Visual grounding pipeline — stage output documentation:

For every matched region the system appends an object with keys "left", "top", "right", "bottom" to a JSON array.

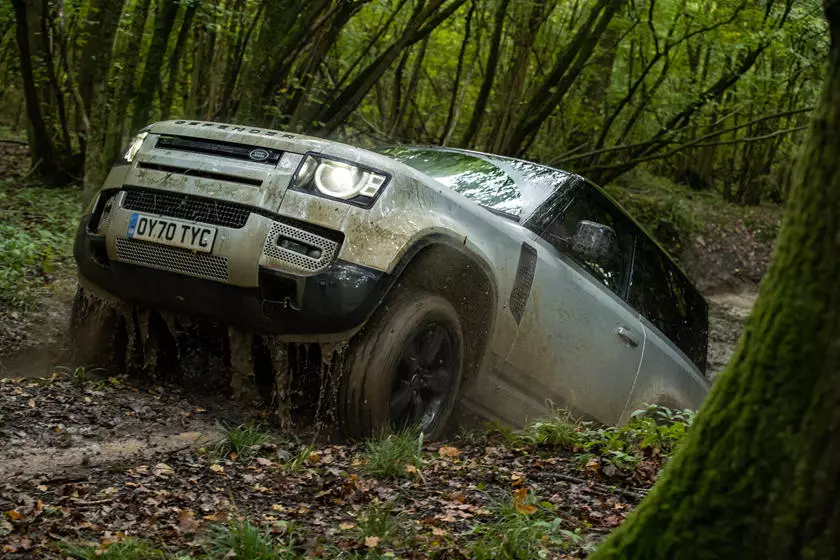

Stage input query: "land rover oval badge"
[{"left": 249, "top": 148, "right": 270, "bottom": 161}]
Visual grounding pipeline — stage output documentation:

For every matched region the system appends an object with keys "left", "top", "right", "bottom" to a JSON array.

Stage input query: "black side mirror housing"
[{"left": 572, "top": 220, "right": 617, "bottom": 265}]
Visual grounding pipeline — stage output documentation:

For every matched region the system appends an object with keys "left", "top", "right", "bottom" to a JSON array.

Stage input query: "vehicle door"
[
  {"left": 497, "top": 182, "right": 645, "bottom": 425},
  {"left": 620, "top": 236, "right": 710, "bottom": 421}
]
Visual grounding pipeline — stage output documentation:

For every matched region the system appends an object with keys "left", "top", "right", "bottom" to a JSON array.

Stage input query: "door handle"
[{"left": 616, "top": 326, "right": 639, "bottom": 347}]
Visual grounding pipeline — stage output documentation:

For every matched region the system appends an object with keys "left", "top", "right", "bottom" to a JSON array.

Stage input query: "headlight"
[
  {"left": 291, "top": 154, "right": 388, "bottom": 207},
  {"left": 120, "top": 132, "right": 148, "bottom": 163}
]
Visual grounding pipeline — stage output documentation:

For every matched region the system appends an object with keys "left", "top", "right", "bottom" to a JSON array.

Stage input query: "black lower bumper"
[{"left": 73, "top": 219, "right": 392, "bottom": 335}]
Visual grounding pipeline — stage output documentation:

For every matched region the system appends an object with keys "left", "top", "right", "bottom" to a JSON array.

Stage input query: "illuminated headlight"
[
  {"left": 291, "top": 154, "right": 388, "bottom": 207},
  {"left": 120, "top": 131, "right": 148, "bottom": 164}
]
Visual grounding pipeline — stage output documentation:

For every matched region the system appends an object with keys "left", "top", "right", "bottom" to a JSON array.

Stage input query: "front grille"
[
  {"left": 115, "top": 238, "right": 229, "bottom": 282},
  {"left": 263, "top": 221, "right": 339, "bottom": 273},
  {"left": 122, "top": 189, "right": 251, "bottom": 229},
  {"left": 156, "top": 135, "right": 282, "bottom": 165}
]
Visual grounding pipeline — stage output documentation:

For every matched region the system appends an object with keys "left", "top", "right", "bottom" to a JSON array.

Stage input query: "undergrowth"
[
  {"left": 513, "top": 404, "right": 696, "bottom": 475},
  {"left": 0, "top": 182, "right": 80, "bottom": 309},
  {"left": 61, "top": 537, "right": 167, "bottom": 559},
  {"left": 467, "top": 489, "right": 585, "bottom": 559}
]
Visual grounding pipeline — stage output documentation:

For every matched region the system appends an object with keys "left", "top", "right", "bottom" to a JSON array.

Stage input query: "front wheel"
[{"left": 338, "top": 290, "right": 464, "bottom": 440}]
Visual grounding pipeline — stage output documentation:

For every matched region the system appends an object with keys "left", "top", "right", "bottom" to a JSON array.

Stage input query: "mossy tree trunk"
[{"left": 591, "top": 3, "right": 840, "bottom": 558}]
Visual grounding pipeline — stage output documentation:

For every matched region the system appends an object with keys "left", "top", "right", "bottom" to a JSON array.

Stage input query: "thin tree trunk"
[
  {"left": 439, "top": 0, "right": 474, "bottom": 145},
  {"left": 460, "top": 0, "right": 510, "bottom": 148},
  {"left": 591, "top": 2, "right": 840, "bottom": 557},
  {"left": 160, "top": 1, "right": 198, "bottom": 120},
  {"left": 130, "top": 0, "right": 180, "bottom": 132},
  {"left": 102, "top": 0, "right": 152, "bottom": 167},
  {"left": 11, "top": 0, "right": 61, "bottom": 183}
]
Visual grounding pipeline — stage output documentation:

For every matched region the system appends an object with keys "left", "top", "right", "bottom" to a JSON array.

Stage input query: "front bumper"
[{"left": 74, "top": 216, "right": 393, "bottom": 336}]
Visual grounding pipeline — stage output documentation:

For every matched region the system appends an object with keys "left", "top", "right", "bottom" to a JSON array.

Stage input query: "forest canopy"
[{"left": 0, "top": 0, "right": 826, "bottom": 204}]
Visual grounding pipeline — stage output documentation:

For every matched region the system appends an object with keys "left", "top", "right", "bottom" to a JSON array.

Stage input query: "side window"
[
  {"left": 541, "top": 186, "right": 635, "bottom": 297},
  {"left": 631, "top": 238, "right": 708, "bottom": 370}
]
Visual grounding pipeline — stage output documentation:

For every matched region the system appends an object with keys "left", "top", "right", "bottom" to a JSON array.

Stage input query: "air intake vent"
[
  {"left": 122, "top": 189, "right": 251, "bottom": 229},
  {"left": 116, "top": 238, "right": 229, "bottom": 282},
  {"left": 156, "top": 135, "right": 283, "bottom": 165},
  {"left": 137, "top": 162, "right": 263, "bottom": 187},
  {"left": 509, "top": 243, "right": 538, "bottom": 323}
]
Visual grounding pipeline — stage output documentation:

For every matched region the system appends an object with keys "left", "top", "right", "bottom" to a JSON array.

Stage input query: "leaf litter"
[{"left": 0, "top": 374, "right": 668, "bottom": 558}]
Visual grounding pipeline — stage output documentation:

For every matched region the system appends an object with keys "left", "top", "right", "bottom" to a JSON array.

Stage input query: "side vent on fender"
[{"left": 509, "top": 243, "right": 538, "bottom": 324}]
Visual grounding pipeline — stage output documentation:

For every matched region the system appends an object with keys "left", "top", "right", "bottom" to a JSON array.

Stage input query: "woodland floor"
[
  {"left": 0, "top": 141, "right": 766, "bottom": 558},
  {"left": 0, "top": 372, "right": 663, "bottom": 559}
]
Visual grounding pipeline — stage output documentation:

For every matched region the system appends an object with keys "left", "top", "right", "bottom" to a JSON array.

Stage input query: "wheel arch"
[{"left": 386, "top": 234, "right": 500, "bottom": 385}]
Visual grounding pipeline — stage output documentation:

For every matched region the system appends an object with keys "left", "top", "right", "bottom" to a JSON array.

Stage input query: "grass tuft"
[
  {"left": 206, "top": 518, "right": 298, "bottom": 559},
  {"left": 359, "top": 428, "right": 423, "bottom": 479},
  {"left": 61, "top": 538, "right": 166, "bottom": 559},
  {"left": 352, "top": 501, "right": 402, "bottom": 544},
  {"left": 514, "top": 410, "right": 581, "bottom": 448},
  {"left": 210, "top": 423, "right": 274, "bottom": 461},
  {"left": 467, "top": 490, "right": 582, "bottom": 559}
]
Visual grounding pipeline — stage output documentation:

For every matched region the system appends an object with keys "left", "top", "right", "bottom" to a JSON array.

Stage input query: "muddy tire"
[
  {"left": 338, "top": 290, "right": 464, "bottom": 440},
  {"left": 69, "top": 285, "right": 126, "bottom": 371}
]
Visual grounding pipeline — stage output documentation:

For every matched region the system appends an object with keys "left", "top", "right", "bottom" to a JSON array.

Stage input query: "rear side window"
[{"left": 630, "top": 238, "right": 708, "bottom": 371}]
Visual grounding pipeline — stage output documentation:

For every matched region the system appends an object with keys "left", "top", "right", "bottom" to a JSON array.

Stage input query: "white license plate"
[{"left": 126, "top": 213, "right": 217, "bottom": 253}]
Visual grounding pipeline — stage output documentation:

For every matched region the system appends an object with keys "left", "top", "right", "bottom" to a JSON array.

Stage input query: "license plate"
[{"left": 127, "top": 213, "right": 217, "bottom": 253}]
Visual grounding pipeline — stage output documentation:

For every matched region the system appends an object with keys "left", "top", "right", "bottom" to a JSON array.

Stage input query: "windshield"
[{"left": 379, "top": 147, "right": 572, "bottom": 219}]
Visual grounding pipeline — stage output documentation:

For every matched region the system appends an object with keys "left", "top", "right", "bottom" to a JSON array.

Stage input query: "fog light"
[{"left": 278, "top": 236, "right": 321, "bottom": 260}]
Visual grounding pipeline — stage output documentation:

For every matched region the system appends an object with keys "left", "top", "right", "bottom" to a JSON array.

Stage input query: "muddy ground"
[{"left": 0, "top": 283, "right": 756, "bottom": 558}]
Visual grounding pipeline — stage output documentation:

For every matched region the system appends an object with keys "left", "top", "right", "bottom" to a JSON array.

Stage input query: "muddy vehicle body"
[{"left": 73, "top": 120, "right": 709, "bottom": 438}]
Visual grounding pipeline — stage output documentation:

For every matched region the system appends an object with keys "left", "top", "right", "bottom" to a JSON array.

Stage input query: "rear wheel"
[{"left": 339, "top": 290, "right": 464, "bottom": 440}]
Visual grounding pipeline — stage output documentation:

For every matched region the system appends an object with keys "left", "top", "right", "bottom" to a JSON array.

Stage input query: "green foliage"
[
  {"left": 574, "top": 405, "right": 696, "bottom": 473},
  {"left": 607, "top": 172, "right": 697, "bottom": 255},
  {"left": 511, "top": 405, "right": 695, "bottom": 475},
  {"left": 0, "top": 184, "right": 80, "bottom": 309},
  {"left": 210, "top": 423, "right": 274, "bottom": 461},
  {"left": 61, "top": 538, "right": 167, "bottom": 560},
  {"left": 359, "top": 428, "right": 423, "bottom": 479},
  {"left": 513, "top": 409, "right": 580, "bottom": 447},
  {"left": 466, "top": 490, "right": 583, "bottom": 559},
  {"left": 206, "top": 518, "right": 299, "bottom": 559}
]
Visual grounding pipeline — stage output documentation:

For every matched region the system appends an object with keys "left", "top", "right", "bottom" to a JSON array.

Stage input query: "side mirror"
[{"left": 572, "top": 220, "right": 617, "bottom": 265}]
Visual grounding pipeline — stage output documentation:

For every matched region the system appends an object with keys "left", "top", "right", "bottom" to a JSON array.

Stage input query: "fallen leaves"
[
  {"left": 364, "top": 536, "right": 381, "bottom": 548},
  {"left": 513, "top": 488, "right": 537, "bottom": 515},
  {"left": 152, "top": 463, "right": 174, "bottom": 477},
  {"left": 0, "top": 373, "right": 660, "bottom": 560},
  {"left": 176, "top": 510, "right": 200, "bottom": 534},
  {"left": 438, "top": 446, "right": 460, "bottom": 458}
]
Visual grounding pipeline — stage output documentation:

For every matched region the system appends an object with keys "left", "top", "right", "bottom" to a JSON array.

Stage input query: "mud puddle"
[{"left": 0, "top": 373, "right": 253, "bottom": 481}]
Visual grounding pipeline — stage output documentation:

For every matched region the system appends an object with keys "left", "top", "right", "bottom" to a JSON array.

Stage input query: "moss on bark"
[{"left": 590, "top": 4, "right": 840, "bottom": 558}]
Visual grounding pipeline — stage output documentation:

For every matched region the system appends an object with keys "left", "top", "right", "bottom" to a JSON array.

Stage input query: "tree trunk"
[
  {"left": 11, "top": 0, "right": 62, "bottom": 183},
  {"left": 96, "top": 0, "right": 152, "bottom": 188},
  {"left": 160, "top": 1, "right": 198, "bottom": 121},
  {"left": 591, "top": 2, "right": 840, "bottom": 557},
  {"left": 460, "top": 0, "right": 510, "bottom": 149},
  {"left": 130, "top": 0, "right": 180, "bottom": 132},
  {"left": 77, "top": 0, "right": 123, "bottom": 118},
  {"left": 439, "top": 0, "right": 474, "bottom": 146}
]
